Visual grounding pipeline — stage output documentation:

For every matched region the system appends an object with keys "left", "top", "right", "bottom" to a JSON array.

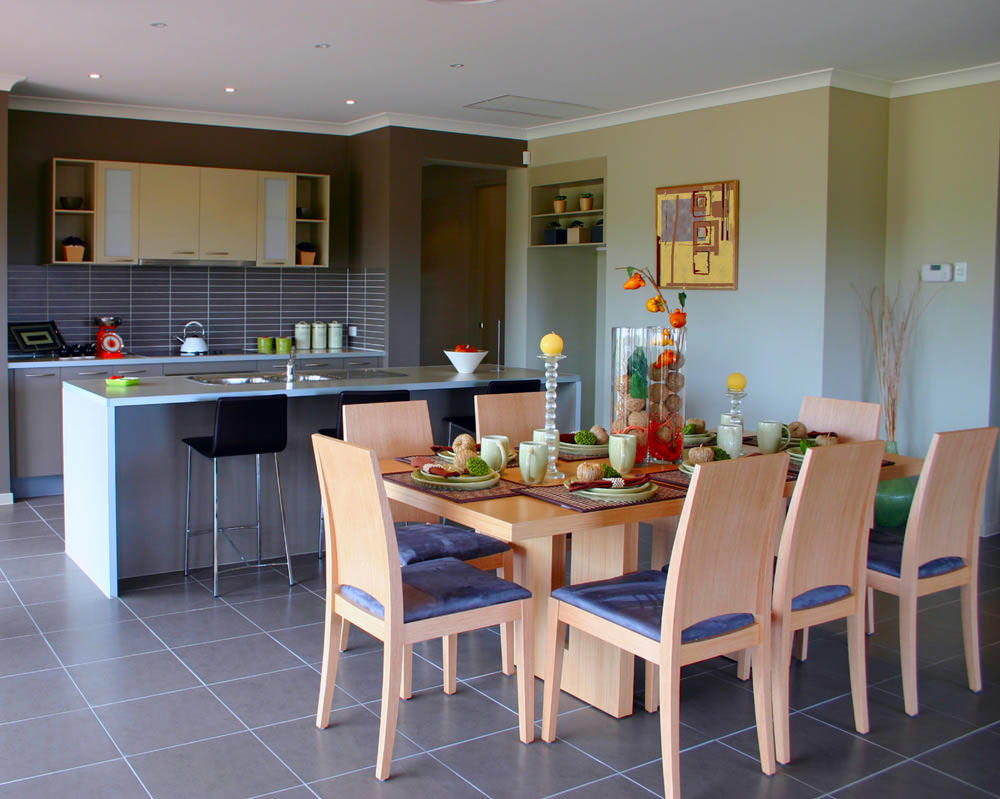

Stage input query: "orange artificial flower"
[
  {"left": 646, "top": 296, "right": 666, "bottom": 313},
  {"left": 669, "top": 308, "right": 687, "bottom": 328}
]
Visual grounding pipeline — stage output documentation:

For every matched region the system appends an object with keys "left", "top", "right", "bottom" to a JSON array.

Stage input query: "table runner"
[
  {"left": 383, "top": 471, "right": 522, "bottom": 503},
  {"left": 515, "top": 482, "right": 687, "bottom": 513}
]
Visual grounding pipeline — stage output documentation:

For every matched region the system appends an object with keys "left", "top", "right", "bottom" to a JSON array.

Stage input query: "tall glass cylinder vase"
[
  {"left": 610, "top": 327, "right": 655, "bottom": 464},
  {"left": 647, "top": 324, "right": 686, "bottom": 463}
]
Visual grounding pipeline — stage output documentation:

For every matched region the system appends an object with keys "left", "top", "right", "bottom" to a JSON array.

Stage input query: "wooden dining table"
[{"left": 380, "top": 453, "right": 923, "bottom": 718}]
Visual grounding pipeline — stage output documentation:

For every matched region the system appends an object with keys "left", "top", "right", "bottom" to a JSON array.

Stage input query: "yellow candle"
[
  {"left": 540, "top": 331, "right": 564, "bottom": 355},
  {"left": 726, "top": 372, "right": 747, "bottom": 392}
]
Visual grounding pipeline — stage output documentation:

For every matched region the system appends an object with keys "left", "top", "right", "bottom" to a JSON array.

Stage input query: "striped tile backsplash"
[{"left": 7, "top": 264, "right": 386, "bottom": 355}]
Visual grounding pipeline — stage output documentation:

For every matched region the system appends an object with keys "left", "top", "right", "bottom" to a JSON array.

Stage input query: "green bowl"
[{"left": 874, "top": 475, "right": 918, "bottom": 529}]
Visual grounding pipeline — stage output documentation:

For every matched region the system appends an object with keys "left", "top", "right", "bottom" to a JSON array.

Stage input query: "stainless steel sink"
[{"left": 187, "top": 372, "right": 345, "bottom": 386}]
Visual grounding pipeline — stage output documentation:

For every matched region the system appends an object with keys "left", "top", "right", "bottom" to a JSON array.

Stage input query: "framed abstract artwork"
[{"left": 655, "top": 180, "right": 739, "bottom": 290}]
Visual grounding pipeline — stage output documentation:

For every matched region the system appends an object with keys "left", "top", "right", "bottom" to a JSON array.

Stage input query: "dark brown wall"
[
  {"left": 0, "top": 94, "right": 10, "bottom": 494},
  {"left": 7, "top": 111, "right": 350, "bottom": 268}
]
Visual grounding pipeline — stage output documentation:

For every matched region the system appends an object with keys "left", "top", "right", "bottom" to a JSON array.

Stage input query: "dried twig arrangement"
[{"left": 859, "top": 282, "right": 933, "bottom": 442}]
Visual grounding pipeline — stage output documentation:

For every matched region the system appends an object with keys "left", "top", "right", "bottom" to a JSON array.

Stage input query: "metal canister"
[
  {"left": 328, "top": 321, "right": 343, "bottom": 350},
  {"left": 311, "top": 321, "right": 327, "bottom": 351},
  {"left": 294, "top": 321, "right": 311, "bottom": 351}
]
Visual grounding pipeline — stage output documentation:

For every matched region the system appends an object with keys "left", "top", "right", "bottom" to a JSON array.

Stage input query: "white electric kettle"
[{"left": 176, "top": 321, "right": 209, "bottom": 355}]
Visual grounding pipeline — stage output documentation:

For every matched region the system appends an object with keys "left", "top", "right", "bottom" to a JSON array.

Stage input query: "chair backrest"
[
  {"left": 333, "top": 390, "right": 411, "bottom": 438},
  {"left": 488, "top": 379, "right": 543, "bottom": 395},
  {"left": 210, "top": 394, "right": 288, "bottom": 457},
  {"left": 903, "top": 427, "right": 999, "bottom": 572},
  {"left": 474, "top": 391, "right": 546, "bottom": 445},
  {"left": 774, "top": 440, "right": 885, "bottom": 612},
  {"left": 662, "top": 453, "right": 789, "bottom": 644},
  {"left": 312, "top": 434, "right": 402, "bottom": 621},
  {"left": 342, "top": 399, "right": 434, "bottom": 458},
  {"left": 798, "top": 396, "right": 881, "bottom": 442}
]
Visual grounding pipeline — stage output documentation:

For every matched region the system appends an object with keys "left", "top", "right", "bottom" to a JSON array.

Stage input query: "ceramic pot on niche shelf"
[
  {"left": 579, "top": 195, "right": 593, "bottom": 211},
  {"left": 553, "top": 197, "right": 567, "bottom": 213}
]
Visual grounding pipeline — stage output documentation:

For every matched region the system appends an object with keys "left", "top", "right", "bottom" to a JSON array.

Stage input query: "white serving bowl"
[{"left": 444, "top": 349, "right": 488, "bottom": 373}]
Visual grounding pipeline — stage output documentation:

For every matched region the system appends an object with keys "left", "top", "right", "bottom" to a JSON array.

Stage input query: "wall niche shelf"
[{"left": 529, "top": 175, "right": 605, "bottom": 248}]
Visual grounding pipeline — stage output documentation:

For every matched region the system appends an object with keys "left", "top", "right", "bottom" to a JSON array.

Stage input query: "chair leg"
[
  {"left": 376, "top": 635, "right": 404, "bottom": 781},
  {"left": 751, "top": 636, "right": 776, "bottom": 776},
  {"left": 793, "top": 627, "right": 809, "bottom": 661},
  {"left": 736, "top": 649, "right": 752, "bottom": 681},
  {"left": 899, "top": 591, "right": 919, "bottom": 716},
  {"left": 255, "top": 454, "right": 262, "bottom": 565},
  {"left": 400, "top": 644, "right": 413, "bottom": 700},
  {"left": 866, "top": 586, "right": 876, "bottom": 634},
  {"left": 184, "top": 447, "right": 193, "bottom": 576},
  {"left": 212, "top": 458, "right": 220, "bottom": 598},
  {"left": 846, "top": 608, "right": 870, "bottom": 734},
  {"left": 500, "top": 551, "right": 515, "bottom": 675},
  {"left": 659, "top": 656, "right": 682, "bottom": 799},
  {"left": 516, "top": 597, "right": 534, "bottom": 744},
  {"left": 273, "top": 454, "right": 295, "bottom": 586},
  {"left": 443, "top": 634, "right": 458, "bottom": 695},
  {"left": 960, "top": 581, "right": 982, "bottom": 693},
  {"left": 315, "top": 611, "right": 343, "bottom": 729},
  {"left": 644, "top": 661, "right": 659, "bottom": 712},
  {"left": 338, "top": 621, "right": 351, "bottom": 652},
  {"left": 772, "top": 618, "right": 794, "bottom": 765},
  {"left": 541, "top": 599, "right": 566, "bottom": 742}
]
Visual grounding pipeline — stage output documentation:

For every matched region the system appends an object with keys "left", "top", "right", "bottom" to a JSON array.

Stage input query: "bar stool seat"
[{"left": 183, "top": 394, "right": 295, "bottom": 597}]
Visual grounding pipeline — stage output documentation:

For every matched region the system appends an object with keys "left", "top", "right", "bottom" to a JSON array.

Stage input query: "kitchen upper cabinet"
[
  {"left": 138, "top": 163, "right": 200, "bottom": 261},
  {"left": 257, "top": 173, "right": 295, "bottom": 266},
  {"left": 95, "top": 162, "right": 139, "bottom": 264},
  {"left": 199, "top": 168, "right": 258, "bottom": 262}
]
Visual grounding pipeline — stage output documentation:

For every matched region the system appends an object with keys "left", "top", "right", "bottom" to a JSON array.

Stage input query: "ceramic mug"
[
  {"left": 608, "top": 433, "right": 638, "bottom": 475},
  {"left": 257, "top": 336, "right": 275, "bottom": 354},
  {"left": 518, "top": 441, "right": 548, "bottom": 484},
  {"left": 757, "top": 420, "right": 791, "bottom": 454},
  {"left": 717, "top": 422, "right": 744, "bottom": 459},
  {"left": 480, "top": 435, "right": 510, "bottom": 472},
  {"left": 533, "top": 427, "right": 559, "bottom": 459},
  {"left": 275, "top": 336, "right": 292, "bottom": 354}
]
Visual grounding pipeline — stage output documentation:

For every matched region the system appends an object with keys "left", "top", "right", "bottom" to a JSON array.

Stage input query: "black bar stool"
[
  {"left": 316, "top": 389, "right": 411, "bottom": 557},
  {"left": 442, "top": 379, "right": 543, "bottom": 441},
  {"left": 183, "top": 394, "right": 295, "bottom": 597}
]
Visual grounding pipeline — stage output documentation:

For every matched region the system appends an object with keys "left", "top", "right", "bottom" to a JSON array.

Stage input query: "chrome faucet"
[{"left": 285, "top": 345, "right": 296, "bottom": 386}]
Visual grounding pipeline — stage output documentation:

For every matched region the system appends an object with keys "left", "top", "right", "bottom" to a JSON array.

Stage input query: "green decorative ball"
[{"left": 874, "top": 476, "right": 918, "bottom": 529}]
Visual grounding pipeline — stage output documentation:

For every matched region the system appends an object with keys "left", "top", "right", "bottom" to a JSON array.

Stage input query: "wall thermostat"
[{"left": 921, "top": 263, "right": 953, "bottom": 282}]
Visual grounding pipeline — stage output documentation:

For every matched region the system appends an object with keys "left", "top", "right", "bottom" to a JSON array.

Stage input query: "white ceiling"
[{"left": 3, "top": 0, "right": 1000, "bottom": 139}]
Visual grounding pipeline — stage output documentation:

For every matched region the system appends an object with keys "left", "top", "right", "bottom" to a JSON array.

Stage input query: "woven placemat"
[
  {"left": 650, "top": 466, "right": 802, "bottom": 484},
  {"left": 383, "top": 471, "right": 522, "bottom": 503},
  {"left": 557, "top": 450, "right": 606, "bottom": 462},
  {"left": 395, "top": 454, "right": 438, "bottom": 466},
  {"left": 515, "top": 481, "right": 687, "bottom": 513}
]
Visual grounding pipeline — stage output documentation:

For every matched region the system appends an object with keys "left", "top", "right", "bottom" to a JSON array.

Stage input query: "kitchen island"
[{"left": 62, "top": 366, "right": 581, "bottom": 597}]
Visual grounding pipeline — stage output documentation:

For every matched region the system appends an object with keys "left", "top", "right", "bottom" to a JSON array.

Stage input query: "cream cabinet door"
[
  {"left": 138, "top": 164, "right": 200, "bottom": 260},
  {"left": 257, "top": 173, "right": 295, "bottom": 266},
  {"left": 95, "top": 162, "right": 139, "bottom": 264},
  {"left": 199, "top": 168, "right": 258, "bottom": 261}
]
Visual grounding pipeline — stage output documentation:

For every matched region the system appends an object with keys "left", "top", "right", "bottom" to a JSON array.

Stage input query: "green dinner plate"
[
  {"left": 568, "top": 481, "right": 653, "bottom": 496},
  {"left": 438, "top": 449, "right": 515, "bottom": 465},
  {"left": 576, "top": 483, "right": 658, "bottom": 503},
  {"left": 411, "top": 469, "right": 500, "bottom": 491},
  {"left": 679, "top": 462, "right": 696, "bottom": 475},
  {"left": 558, "top": 441, "right": 610, "bottom": 456},
  {"left": 683, "top": 432, "right": 716, "bottom": 447}
]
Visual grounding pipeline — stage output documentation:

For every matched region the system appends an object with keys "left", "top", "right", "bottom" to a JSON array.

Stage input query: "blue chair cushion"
[
  {"left": 791, "top": 584, "right": 851, "bottom": 611},
  {"left": 551, "top": 570, "right": 755, "bottom": 644},
  {"left": 867, "top": 527, "right": 965, "bottom": 579},
  {"left": 340, "top": 557, "right": 530, "bottom": 624},
  {"left": 393, "top": 523, "right": 509, "bottom": 566}
]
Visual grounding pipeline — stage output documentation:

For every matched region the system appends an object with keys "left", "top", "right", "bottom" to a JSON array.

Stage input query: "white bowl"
[{"left": 444, "top": 349, "right": 488, "bottom": 373}]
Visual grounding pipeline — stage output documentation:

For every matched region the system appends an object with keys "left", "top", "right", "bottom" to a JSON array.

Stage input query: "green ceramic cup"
[
  {"left": 257, "top": 336, "right": 275, "bottom": 354},
  {"left": 275, "top": 337, "right": 292, "bottom": 354}
]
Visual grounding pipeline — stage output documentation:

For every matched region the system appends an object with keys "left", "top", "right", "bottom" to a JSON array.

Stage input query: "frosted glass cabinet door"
[
  {"left": 95, "top": 162, "right": 139, "bottom": 263},
  {"left": 257, "top": 174, "right": 294, "bottom": 266}
]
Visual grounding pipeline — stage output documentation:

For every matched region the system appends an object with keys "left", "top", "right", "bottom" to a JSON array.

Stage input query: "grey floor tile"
[
  {"left": 830, "top": 759, "right": 994, "bottom": 798},
  {"left": 336, "top": 622, "right": 382, "bottom": 655},
  {"left": 175, "top": 632, "right": 302, "bottom": 684},
  {"left": 10, "top": 569, "right": 109, "bottom": 604},
  {"left": 0, "top": 583, "right": 18, "bottom": 609},
  {"left": 45, "top": 619, "right": 165, "bottom": 665},
  {"left": 310, "top": 753, "right": 486, "bottom": 798},
  {"left": 269, "top": 622, "right": 328, "bottom": 664},
  {"left": 210, "top": 665, "right": 353, "bottom": 728},
  {"left": 0, "top": 758, "right": 148, "bottom": 799},
  {"left": 230, "top": 590, "right": 325, "bottom": 631},
  {"left": 0, "top": 520, "right": 58, "bottom": 541},
  {"left": 31, "top": 504, "right": 63, "bottom": 521},
  {"left": 413, "top": 626, "right": 505, "bottom": 680},
  {"left": 142, "top": 604, "right": 260, "bottom": 647},
  {"left": 0, "top": 536, "right": 64, "bottom": 560},
  {"left": 45, "top": 518, "right": 65, "bottom": 536},
  {"left": 69, "top": 649, "right": 201, "bottom": 705},
  {"left": 332, "top": 648, "right": 444, "bottom": 703},
  {"left": 434, "top": 730, "right": 613, "bottom": 799},
  {"left": 916, "top": 728, "right": 1000, "bottom": 794},
  {"left": 129, "top": 731, "right": 299, "bottom": 799},
  {"left": 674, "top": 672, "right": 760, "bottom": 739},
  {"left": 0, "top": 633, "right": 59, "bottom": 677},
  {"left": 0, "top": 709, "right": 119, "bottom": 783},
  {"left": 26, "top": 496, "right": 62, "bottom": 508},
  {"left": 0, "top": 605, "right": 37, "bottom": 639},
  {"left": 544, "top": 774, "right": 661, "bottom": 799},
  {"left": 723, "top": 712, "right": 903, "bottom": 794},
  {"left": 255, "top": 787, "right": 317, "bottom": 799},
  {"left": 0, "top": 667, "right": 87, "bottom": 723},
  {"left": 876, "top": 668, "right": 1000, "bottom": 727},
  {"left": 194, "top": 568, "right": 300, "bottom": 602},
  {"left": 0, "top": 553, "right": 72, "bottom": 580},
  {"left": 465, "top": 672, "right": 587, "bottom": 721},
  {"left": 26, "top": 596, "right": 137, "bottom": 632},
  {"left": 625, "top": 741, "right": 821, "bottom": 798},
  {"left": 119, "top": 581, "right": 218, "bottom": 617},
  {"left": 0, "top": 504, "right": 43, "bottom": 524},
  {"left": 95, "top": 686, "right": 244, "bottom": 755},
  {"left": 254, "top": 709, "right": 422, "bottom": 783}
]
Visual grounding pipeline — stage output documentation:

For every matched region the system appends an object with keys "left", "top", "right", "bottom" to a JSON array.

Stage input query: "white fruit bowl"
[{"left": 444, "top": 349, "right": 488, "bottom": 373}]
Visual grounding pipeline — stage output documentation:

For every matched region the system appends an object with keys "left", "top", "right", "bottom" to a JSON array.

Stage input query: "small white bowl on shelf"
[{"left": 444, "top": 349, "right": 488, "bottom": 373}]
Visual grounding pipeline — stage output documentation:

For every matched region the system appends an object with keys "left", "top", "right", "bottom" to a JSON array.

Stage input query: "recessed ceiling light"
[
  {"left": 89, "top": 73, "right": 101, "bottom": 79},
  {"left": 314, "top": 42, "right": 331, "bottom": 49},
  {"left": 344, "top": 99, "right": 356, "bottom": 105},
  {"left": 224, "top": 87, "right": 237, "bottom": 94},
  {"left": 449, "top": 63, "right": 465, "bottom": 69},
  {"left": 150, "top": 22, "right": 167, "bottom": 28}
]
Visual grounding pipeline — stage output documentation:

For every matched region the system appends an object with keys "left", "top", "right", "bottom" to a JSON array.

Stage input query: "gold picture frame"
[{"left": 656, "top": 180, "right": 738, "bottom": 290}]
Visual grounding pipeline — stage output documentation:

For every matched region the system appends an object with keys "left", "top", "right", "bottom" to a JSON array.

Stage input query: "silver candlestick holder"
[{"left": 537, "top": 353, "right": 565, "bottom": 481}]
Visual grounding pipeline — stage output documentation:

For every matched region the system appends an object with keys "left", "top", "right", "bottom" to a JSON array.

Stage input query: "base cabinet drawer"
[{"left": 11, "top": 369, "right": 63, "bottom": 478}]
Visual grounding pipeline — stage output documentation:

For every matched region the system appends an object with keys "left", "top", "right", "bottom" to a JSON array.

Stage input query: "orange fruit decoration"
[
  {"left": 539, "top": 331, "right": 564, "bottom": 355},
  {"left": 623, "top": 273, "right": 646, "bottom": 290},
  {"left": 646, "top": 296, "right": 666, "bottom": 313},
  {"left": 669, "top": 308, "right": 687, "bottom": 328}
]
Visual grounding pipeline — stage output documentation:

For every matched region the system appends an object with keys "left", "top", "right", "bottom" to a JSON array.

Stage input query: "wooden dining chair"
[
  {"left": 866, "top": 426, "right": 998, "bottom": 716},
  {"left": 771, "top": 439, "right": 884, "bottom": 763},
  {"left": 313, "top": 434, "right": 534, "bottom": 780},
  {"left": 541, "top": 453, "right": 789, "bottom": 799},
  {"left": 338, "top": 400, "right": 516, "bottom": 689},
  {"left": 474, "top": 390, "right": 546, "bottom": 445}
]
